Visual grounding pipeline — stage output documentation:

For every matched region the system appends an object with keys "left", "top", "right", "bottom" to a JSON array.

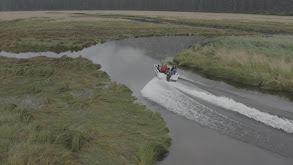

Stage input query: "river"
[{"left": 1, "top": 36, "right": 293, "bottom": 165}]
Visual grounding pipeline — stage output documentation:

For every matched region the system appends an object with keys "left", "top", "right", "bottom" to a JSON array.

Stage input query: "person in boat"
[
  {"left": 166, "top": 68, "right": 172, "bottom": 81},
  {"left": 171, "top": 66, "right": 177, "bottom": 75},
  {"left": 161, "top": 64, "right": 168, "bottom": 73},
  {"left": 157, "top": 64, "right": 161, "bottom": 71},
  {"left": 171, "top": 65, "right": 175, "bottom": 71}
]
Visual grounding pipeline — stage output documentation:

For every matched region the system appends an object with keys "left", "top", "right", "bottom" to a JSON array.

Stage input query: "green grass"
[
  {"left": 1, "top": 12, "right": 292, "bottom": 54},
  {"left": 174, "top": 35, "right": 293, "bottom": 93},
  {"left": 0, "top": 56, "right": 170, "bottom": 165},
  {"left": 157, "top": 18, "right": 293, "bottom": 34},
  {"left": 90, "top": 13, "right": 293, "bottom": 34},
  {"left": 0, "top": 15, "right": 254, "bottom": 53}
]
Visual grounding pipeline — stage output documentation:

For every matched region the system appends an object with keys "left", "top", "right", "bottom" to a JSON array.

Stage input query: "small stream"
[{"left": 1, "top": 36, "right": 293, "bottom": 165}]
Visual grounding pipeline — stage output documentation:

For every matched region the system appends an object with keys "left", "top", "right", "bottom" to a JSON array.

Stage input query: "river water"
[{"left": 1, "top": 36, "right": 293, "bottom": 165}]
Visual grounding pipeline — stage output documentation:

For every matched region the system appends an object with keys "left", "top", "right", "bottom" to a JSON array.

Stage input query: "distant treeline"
[{"left": 1, "top": 0, "right": 292, "bottom": 15}]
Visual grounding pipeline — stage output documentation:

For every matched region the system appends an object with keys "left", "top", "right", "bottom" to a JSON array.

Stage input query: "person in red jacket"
[{"left": 161, "top": 64, "right": 168, "bottom": 73}]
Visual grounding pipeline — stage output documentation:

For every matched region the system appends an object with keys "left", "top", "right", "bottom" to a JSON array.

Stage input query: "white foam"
[
  {"left": 141, "top": 78, "right": 239, "bottom": 132},
  {"left": 142, "top": 78, "right": 205, "bottom": 123},
  {"left": 179, "top": 76, "right": 209, "bottom": 87},
  {"left": 141, "top": 78, "right": 293, "bottom": 134}
]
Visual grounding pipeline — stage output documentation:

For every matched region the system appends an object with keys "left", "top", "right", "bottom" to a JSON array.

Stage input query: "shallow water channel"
[{"left": 1, "top": 36, "right": 293, "bottom": 165}]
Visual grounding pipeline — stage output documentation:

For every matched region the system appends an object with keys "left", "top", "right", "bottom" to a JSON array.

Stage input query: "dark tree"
[{"left": 0, "top": 0, "right": 292, "bottom": 15}]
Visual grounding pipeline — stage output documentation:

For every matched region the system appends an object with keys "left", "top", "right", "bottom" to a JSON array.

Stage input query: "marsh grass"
[
  {"left": 138, "top": 141, "right": 169, "bottom": 165},
  {"left": 0, "top": 15, "right": 253, "bottom": 53},
  {"left": 174, "top": 35, "right": 293, "bottom": 92},
  {"left": 0, "top": 102, "right": 70, "bottom": 165},
  {"left": 0, "top": 56, "right": 170, "bottom": 164},
  {"left": 27, "top": 82, "right": 42, "bottom": 94},
  {"left": 1, "top": 11, "right": 292, "bottom": 53},
  {"left": 159, "top": 18, "right": 293, "bottom": 34},
  {"left": 77, "top": 13, "right": 293, "bottom": 34},
  {"left": 54, "top": 130, "right": 86, "bottom": 152},
  {"left": 0, "top": 64, "right": 55, "bottom": 77}
]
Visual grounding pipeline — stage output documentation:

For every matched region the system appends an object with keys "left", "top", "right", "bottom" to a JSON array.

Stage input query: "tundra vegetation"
[
  {"left": 1, "top": 11, "right": 292, "bottom": 93},
  {"left": 174, "top": 35, "right": 293, "bottom": 93},
  {"left": 0, "top": 56, "right": 170, "bottom": 165},
  {"left": 0, "top": 10, "right": 293, "bottom": 164},
  {"left": 0, "top": 11, "right": 257, "bottom": 53},
  {"left": 1, "top": 11, "right": 293, "bottom": 53}
]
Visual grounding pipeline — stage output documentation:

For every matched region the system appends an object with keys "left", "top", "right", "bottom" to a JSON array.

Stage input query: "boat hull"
[{"left": 154, "top": 64, "right": 179, "bottom": 81}]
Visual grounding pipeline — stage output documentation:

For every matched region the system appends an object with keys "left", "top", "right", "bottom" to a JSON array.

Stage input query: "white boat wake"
[{"left": 141, "top": 77, "right": 293, "bottom": 134}]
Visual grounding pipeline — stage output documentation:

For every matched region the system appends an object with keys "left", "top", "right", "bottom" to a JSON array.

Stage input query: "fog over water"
[{"left": 1, "top": 36, "right": 293, "bottom": 165}]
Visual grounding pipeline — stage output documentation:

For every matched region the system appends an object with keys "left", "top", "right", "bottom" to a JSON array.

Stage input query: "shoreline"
[
  {"left": 0, "top": 56, "right": 170, "bottom": 164},
  {"left": 173, "top": 35, "right": 293, "bottom": 95}
]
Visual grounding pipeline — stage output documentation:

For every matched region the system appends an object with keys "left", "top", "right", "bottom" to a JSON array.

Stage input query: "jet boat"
[{"left": 154, "top": 64, "right": 179, "bottom": 81}]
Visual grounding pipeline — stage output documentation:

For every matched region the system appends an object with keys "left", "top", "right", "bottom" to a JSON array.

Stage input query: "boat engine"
[{"left": 166, "top": 71, "right": 172, "bottom": 81}]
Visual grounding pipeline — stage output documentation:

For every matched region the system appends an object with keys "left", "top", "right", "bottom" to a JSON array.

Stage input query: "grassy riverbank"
[
  {"left": 0, "top": 14, "right": 254, "bottom": 53},
  {"left": 0, "top": 11, "right": 292, "bottom": 93},
  {"left": 173, "top": 35, "right": 293, "bottom": 93},
  {"left": 1, "top": 11, "right": 292, "bottom": 53},
  {"left": 3, "top": 10, "right": 291, "bottom": 53},
  {"left": 89, "top": 13, "right": 293, "bottom": 34},
  {"left": 0, "top": 56, "right": 170, "bottom": 165},
  {"left": 0, "top": 11, "right": 292, "bottom": 53}
]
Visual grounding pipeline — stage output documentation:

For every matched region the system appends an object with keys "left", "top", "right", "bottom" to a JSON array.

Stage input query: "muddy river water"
[{"left": 1, "top": 36, "right": 293, "bottom": 165}]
